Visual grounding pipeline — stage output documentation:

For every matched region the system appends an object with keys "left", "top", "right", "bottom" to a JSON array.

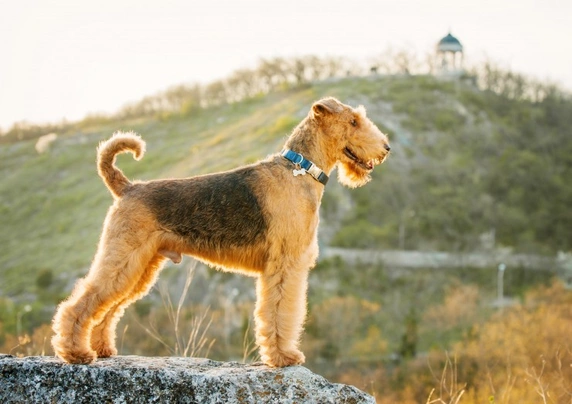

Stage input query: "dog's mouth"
[{"left": 343, "top": 147, "right": 376, "bottom": 171}]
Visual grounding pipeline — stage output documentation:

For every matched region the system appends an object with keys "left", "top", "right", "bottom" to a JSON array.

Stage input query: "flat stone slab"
[{"left": 0, "top": 354, "right": 375, "bottom": 403}]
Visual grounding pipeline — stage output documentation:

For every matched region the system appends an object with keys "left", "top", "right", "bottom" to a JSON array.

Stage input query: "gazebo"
[{"left": 436, "top": 32, "right": 464, "bottom": 74}]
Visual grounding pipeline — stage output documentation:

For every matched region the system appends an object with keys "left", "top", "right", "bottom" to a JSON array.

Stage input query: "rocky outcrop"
[{"left": 0, "top": 354, "right": 375, "bottom": 403}]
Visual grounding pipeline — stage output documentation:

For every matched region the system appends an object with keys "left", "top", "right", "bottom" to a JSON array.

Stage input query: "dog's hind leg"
[
  {"left": 90, "top": 253, "right": 167, "bottom": 358},
  {"left": 51, "top": 232, "right": 160, "bottom": 364},
  {"left": 254, "top": 257, "right": 310, "bottom": 367}
]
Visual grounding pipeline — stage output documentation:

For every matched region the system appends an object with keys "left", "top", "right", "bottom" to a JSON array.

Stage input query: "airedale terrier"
[{"left": 51, "top": 97, "right": 390, "bottom": 367}]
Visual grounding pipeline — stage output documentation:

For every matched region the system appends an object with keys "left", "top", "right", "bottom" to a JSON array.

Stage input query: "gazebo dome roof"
[{"left": 437, "top": 33, "right": 463, "bottom": 52}]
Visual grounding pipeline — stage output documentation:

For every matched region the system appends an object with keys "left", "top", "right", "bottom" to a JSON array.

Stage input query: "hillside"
[
  {"left": 2, "top": 73, "right": 572, "bottom": 402},
  {"left": 0, "top": 89, "right": 308, "bottom": 297},
  {"left": 1, "top": 74, "right": 571, "bottom": 299}
]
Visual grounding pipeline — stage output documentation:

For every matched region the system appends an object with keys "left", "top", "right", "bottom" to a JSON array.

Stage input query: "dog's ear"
[{"left": 311, "top": 97, "right": 343, "bottom": 118}]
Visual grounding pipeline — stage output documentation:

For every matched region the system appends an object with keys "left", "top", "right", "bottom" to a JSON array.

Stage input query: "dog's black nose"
[{"left": 384, "top": 144, "right": 391, "bottom": 152}]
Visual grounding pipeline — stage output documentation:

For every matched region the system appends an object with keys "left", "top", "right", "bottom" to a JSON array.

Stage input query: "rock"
[
  {"left": 0, "top": 354, "right": 375, "bottom": 403},
  {"left": 34, "top": 133, "right": 58, "bottom": 154}
]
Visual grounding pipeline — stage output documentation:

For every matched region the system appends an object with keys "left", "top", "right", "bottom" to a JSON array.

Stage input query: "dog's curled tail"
[{"left": 97, "top": 131, "right": 146, "bottom": 199}]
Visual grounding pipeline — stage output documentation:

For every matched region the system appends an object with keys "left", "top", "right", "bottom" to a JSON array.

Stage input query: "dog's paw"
[
  {"left": 57, "top": 348, "right": 97, "bottom": 364},
  {"left": 91, "top": 337, "right": 117, "bottom": 358},
  {"left": 263, "top": 349, "right": 306, "bottom": 367},
  {"left": 94, "top": 345, "right": 117, "bottom": 358},
  {"left": 52, "top": 335, "right": 98, "bottom": 364}
]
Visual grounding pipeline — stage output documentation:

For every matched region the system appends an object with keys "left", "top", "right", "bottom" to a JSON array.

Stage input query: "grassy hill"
[
  {"left": 1, "top": 74, "right": 571, "bottom": 299},
  {"left": 2, "top": 72, "right": 572, "bottom": 402}
]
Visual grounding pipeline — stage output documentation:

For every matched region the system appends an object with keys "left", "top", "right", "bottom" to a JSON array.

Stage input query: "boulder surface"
[{"left": 0, "top": 354, "right": 375, "bottom": 403}]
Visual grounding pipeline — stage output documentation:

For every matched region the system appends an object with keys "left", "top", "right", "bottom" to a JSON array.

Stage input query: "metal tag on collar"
[
  {"left": 291, "top": 153, "right": 306, "bottom": 176},
  {"left": 293, "top": 167, "right": 307, "bottom": 176}
]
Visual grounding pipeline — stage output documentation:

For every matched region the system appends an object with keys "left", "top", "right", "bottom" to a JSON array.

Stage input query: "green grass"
[{"left": 0, "top": 86, "right": 320, "bottom": 296}]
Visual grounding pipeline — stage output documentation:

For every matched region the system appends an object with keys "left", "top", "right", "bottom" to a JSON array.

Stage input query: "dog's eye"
[{"left": 350, "top": 119, "right": 358, "bottom": 127}]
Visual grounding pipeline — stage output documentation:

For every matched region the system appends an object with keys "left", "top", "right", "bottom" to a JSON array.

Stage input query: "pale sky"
[{"left": 1, "top": 0, "right": 571, "bottom": 129}]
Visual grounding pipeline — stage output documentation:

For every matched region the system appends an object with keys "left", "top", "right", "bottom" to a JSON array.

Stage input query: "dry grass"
[
  {"left": 138, "top": 261, "right": 215, "bottom": 358},
  {"left": 427, "top": 353, "right": 466, "bottom": 404}
]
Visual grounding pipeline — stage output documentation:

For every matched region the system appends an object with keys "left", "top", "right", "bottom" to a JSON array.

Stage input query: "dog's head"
[{"left": 310, "top": 97, "right": 390, "bottom": 188}]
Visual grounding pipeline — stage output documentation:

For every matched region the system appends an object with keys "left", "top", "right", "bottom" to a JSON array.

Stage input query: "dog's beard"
[{"left": 336, "top": 161, "right": 372, "bottom": 188}]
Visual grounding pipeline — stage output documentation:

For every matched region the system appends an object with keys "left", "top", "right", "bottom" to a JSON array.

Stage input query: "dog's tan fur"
[{"left": 51, "top": 97, "right": 390, "bottom": 367}]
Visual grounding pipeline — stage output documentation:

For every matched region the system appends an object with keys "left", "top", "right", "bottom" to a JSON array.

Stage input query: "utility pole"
[{"left": 497, "top": 263, "right": 506, "bottom": 306}]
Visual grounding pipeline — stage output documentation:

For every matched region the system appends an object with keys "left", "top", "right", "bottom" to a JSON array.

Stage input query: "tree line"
[{"left": 1, "top": 51, "right": 568, "bottom": 143}]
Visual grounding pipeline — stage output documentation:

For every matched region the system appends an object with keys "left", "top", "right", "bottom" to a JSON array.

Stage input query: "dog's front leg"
[{"left": 254, "top": 265, "right": 309, "bottom": 367}]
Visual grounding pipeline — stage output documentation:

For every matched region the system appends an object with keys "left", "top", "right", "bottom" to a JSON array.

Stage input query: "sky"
[{"left": 1, "top": 0, "right": 571, "bottom": 130}]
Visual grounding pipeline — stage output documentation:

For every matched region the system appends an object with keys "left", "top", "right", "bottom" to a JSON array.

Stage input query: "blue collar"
[{"left": 281, "top": 149, "right": 329, "bottom": 185}]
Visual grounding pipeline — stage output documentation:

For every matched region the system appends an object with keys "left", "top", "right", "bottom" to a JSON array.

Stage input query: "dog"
[{"left": 51, "top": 97, "right": 390, "bottom": 367}]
